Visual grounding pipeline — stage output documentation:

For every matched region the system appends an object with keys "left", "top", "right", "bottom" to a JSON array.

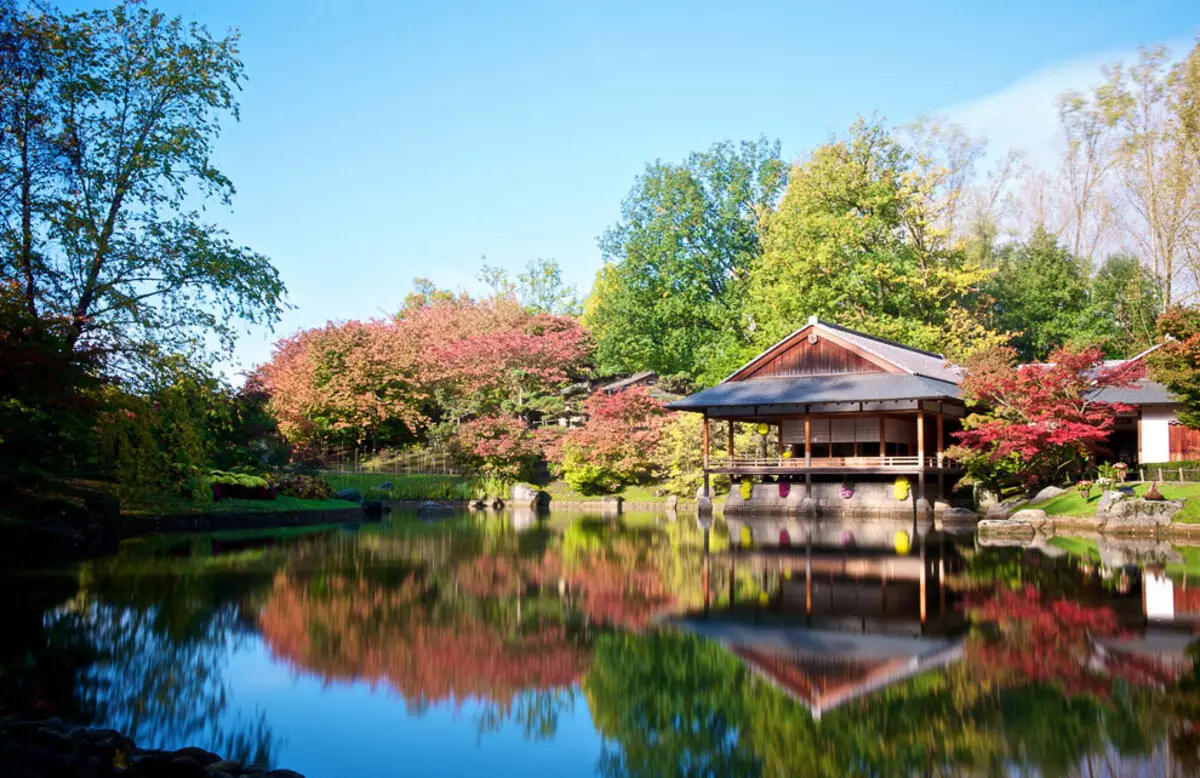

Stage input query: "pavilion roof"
[{"left": 666, "top": 373, "right": 960, "bottom": 411}]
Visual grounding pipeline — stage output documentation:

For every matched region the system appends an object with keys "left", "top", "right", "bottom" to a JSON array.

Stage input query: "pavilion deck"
[{"left": 706, "top": 455, "right": 962, "bottom": 476}]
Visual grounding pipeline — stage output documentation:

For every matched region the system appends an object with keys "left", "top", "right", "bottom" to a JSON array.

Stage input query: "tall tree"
[
  {"left": 585, "top": 138, "right": 786, "bottom": 381},
  {"left": 1094, "top": 42, "right": 1200, "bottom": 304},
  {"left": 1089, "top": 253, "right": 1162, "bottom": 357},
  {"left": 0, "top": 1, "right": 285, "bottom": 372},
  {"left": 981, "top": 227, "right": 1094, "bottom": 361},
  {"left": 747, "top": 117, "right": 1000, "bottom": 359}
]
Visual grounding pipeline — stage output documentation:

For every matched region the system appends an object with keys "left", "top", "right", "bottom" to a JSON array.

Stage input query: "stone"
[
  {"left": 1096, "top": 490, "right": 1130, "bottom": 516},
  {"left": 941, "top": 507, "right": 979, "bottom": 522},
  {"left": 985, "top": 497, "right": 1027, "bottom": 518},
  {"left": 1032, "top": 485, "right": 1068, "bottom": 503},
  {"left": 1098, "top": 498, "right": 1182, "bottom": 528},
  {"left": 664, "top": 495, "right": 679, "bottom": 510},
  {"left": 171, "top": 756, "right": 207, "bottom": 778},
  {"left": 34, "top": 726, "right": 76, "bottom": 754},
  {"left": 362, "top": 499, "right": 390, "bottom": 520},
  {"left": 334, "top": 488, "right": 362, "bottom": 503},
  {"left": 175, "top": 748, "right": 221, "bottom": 767},
  {"left": 1097, "top": 538, "right": 1184, "bottom": 568},
  {"left": 915, "top": 498, "right": 933, "bottom": 516},
  {"left": 977, "top": 519, "right": 1036, "bottom": 540},
  {"left": 470, "top": 499, "right": 487, "bottom": 509},
  {"left": 511, "top": 483, "right": 540, "bottom": 504},
  {"left": 377, "top": 480, "right": 393, "bottom": 491},
  {"left": 1009, "top": 508, "right": 1048, "bottom": 522},
  {"left": 418, "top": 501, "right": 454, "bottom": 516},
  {"left": 207, "top": 760, "right": 242, "bottom": 775}
]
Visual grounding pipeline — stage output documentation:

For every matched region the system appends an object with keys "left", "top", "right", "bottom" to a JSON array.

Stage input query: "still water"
[{"left": 2, "top": 508, "right": 1198, "bottom": 777}]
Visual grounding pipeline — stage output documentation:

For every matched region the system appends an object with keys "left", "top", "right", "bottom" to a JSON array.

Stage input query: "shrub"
[
  {"left": 546, "top": 387, "right": 666, "bottom": 495},
  {"left": 209, "top": 470, "right": 270, "bottom": 489},
  {"left": 450, "top": 414, "right": 543, "bottom": 480},
  {"left": 277, "top": 473, "right": 333, "bottom": 500}
]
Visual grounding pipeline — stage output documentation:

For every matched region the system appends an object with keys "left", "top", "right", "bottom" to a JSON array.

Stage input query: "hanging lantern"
[
  {"left": 894, "top": 530, "right": 911, "bottom": 555},
  {"left": 756, "top": 422, "right": 770, "bottom": 436}
]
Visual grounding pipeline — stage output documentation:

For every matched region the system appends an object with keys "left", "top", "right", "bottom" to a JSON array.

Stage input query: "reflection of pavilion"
[
  {"left": 683, "top": 523, "right": 967, "bottom": 717},
  {"left": 682, "top": 621, "right": 963, "bottom": 720}
]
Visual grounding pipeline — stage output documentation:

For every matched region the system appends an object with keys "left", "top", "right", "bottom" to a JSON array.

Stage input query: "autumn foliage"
[
  {"left": 964, "top": 586, "right": 1174, "bottom": 698},
  {"left": 546, "top": 386, "right": 668, "bottom": 494},
  {"left": 257, "top": 295, "right": 590, "bottom": 449},
  {"left": 1149, "top": 307, "right": 1200, "bottom": 429},
  {"left": 953, "top": 346, "right": 1140, "bottom": 486}
]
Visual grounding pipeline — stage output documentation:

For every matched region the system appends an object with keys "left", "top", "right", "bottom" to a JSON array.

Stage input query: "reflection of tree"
[
  {"left": 45, "top": 595, "right": 282, "bottom": 767},
  {"left": 258, "top": 571, "right": 589, "bottom": 726},
  {"left": 965, "top": 586, "right": 1173, "bottom": 697}
]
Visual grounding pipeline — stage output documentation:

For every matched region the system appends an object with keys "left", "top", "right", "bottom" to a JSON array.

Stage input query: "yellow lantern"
[
  {"left": 894, "top": 476, "right": 911, "bottom": 501},
  {"left": 740, "top": 525, "right": 753, "bottom": 548},
  {"left": 758, "top": 592, "right": 770, "bottom": 606},
  {"left": 894, "top": 530, "right": 911, "bottom": 555},
  {"left": 756, "top": 422, "right": 770, "bottom": 436},
  {"left": 782, "top": 449, "right": 792, "bottom": 458},
  {"left": 740, "top": 480, "right": 754, "bottom": 500}
]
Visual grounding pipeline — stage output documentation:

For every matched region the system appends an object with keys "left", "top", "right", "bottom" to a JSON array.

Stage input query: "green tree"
[
  {"left": 1089, "top": 253, "right": 1162, "bottom": 357},
  {"left": 981, "top": 227, "right": 1093, "bottom": 361},
  {"left": 586, "top": 139, "right": 786, "bottom": 382},
  {"left": 747, "top": 117, "right": 1000, "bottom": 361},
  {"left": 0, "top": 1, "right": 285, "bottom": 370}
]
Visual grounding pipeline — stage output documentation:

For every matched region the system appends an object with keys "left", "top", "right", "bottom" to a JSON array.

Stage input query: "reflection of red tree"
[
  {"left": 966, "top": 586, "right": 1173, "bottom": 697},
  {"left": 452, "top": 540, "right": 673, "bottom": 631},
  {"left": 258, "top": 573, "right": 588, "bottom": 706}
]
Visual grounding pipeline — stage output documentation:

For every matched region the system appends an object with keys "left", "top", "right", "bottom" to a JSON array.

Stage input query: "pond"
[{"left": 2, "top": 508, "right": 1198, "bottom": 777}]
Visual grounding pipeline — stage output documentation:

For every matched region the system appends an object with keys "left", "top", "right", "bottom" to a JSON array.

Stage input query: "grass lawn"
[
  {"left": 1029, "top": 483, "right": 1200, "bottom": 523},
  {"left": 3, "top": 477, "right": 360, "bottom": 521},
  {"left": 319, "top": 471, "right": 474, "bottom": 500}
]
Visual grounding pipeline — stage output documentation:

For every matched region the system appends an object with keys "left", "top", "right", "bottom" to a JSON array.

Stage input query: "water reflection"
[{"left": 0, "top": 509, "right": 1196, "bottom": 777}]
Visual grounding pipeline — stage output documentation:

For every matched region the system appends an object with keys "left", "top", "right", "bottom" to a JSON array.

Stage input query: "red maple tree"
[{"left": 953, "top": 346, "right": 1140, "bottom": 486}]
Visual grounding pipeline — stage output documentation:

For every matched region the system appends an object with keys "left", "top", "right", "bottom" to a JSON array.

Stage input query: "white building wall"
[{"left": 1140, "top": 405, "right": 1177, "bottom": 464}]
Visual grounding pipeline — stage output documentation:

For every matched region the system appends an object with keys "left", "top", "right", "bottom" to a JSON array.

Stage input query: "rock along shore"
[{"left": 0, "top": 715, "right": 306, "bottom": 778}]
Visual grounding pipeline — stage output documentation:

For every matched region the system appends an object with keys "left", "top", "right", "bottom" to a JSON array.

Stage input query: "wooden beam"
[
  {"left": 727, "top": 420, "right": 735, "bottom": 460},
  {"left": 702, "top": 414, "right": 710, "bottom": 468},
  {"left": 777, "top": 423, "right": 784, "bottom": 456},
  {"left": 1137, "top": 408, "right": 1144, "bottom": 464},
  {"left": 879, "top": 415, "right": 886, "bottom": 457}
]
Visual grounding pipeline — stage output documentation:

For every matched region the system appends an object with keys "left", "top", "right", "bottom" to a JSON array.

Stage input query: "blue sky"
[{"left": 126, "top": 0, "right": 1199, "bottom": 375}]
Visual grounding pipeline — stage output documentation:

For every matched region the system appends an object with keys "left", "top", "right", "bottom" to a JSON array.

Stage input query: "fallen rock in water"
[
  {"left": 361, "top": 499, "right": 391, "bottom": 520},
  {"left": 334, "top": 488, "right": 362, "bottom": 503},
  {"left": 977, "top": 518, "right": 1036, "bottom": 542},
  {"left": 940, "top": 506, "right": 979, "bottom": 522},
  {"left": 0, "top": 715, "right": 304, "bottom": 778},
  {"left": 985, "top": 497, "right": 1028, "bottom": 519},
  {"left": 377, "top": 480, "right": 393, "bottom": 491},
  {"left": 418, "top": 500, "right": 455, "bottom": 519}
]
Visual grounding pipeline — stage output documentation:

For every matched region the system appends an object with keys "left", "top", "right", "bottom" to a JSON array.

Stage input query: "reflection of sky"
[{"left": 222, "top": 637, "right": 605, "bottom": 778}]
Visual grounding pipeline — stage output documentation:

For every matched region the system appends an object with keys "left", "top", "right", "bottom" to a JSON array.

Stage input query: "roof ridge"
[{"left": 812, "top": 317, "right": 947, "bottom": 361}]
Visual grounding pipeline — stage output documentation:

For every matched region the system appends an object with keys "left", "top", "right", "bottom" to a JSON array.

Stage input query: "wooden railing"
[{"left": 707, "top": 456, "right": 957, "bottom": 470}]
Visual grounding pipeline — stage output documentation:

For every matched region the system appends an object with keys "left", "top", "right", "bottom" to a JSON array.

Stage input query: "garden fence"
[{"left": 1130, "top": 467, "right": 1200, "bottom": 484}]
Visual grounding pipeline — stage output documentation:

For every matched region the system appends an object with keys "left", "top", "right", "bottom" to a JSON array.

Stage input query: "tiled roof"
[
  {"left": 816, "top": 320, "right": 963, "bottom": 384},
  {"left": 667, "top": 373, "right": 960, "bottom": 410}
]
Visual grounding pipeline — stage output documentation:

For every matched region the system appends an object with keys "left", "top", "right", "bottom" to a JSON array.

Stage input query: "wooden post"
[
  {"left": 805, "top": 536, "right": 813, "bottom": 617},
  {"left": 777, "top": 424, "right": 784, "bottom": 458},
  {"left": 917, "top": 409, "right": 925, "bottom": 464},
  {"left": 936, "top": 411, "right": 944, "bottom": 466},
  {"left": 804, "top": 413, "right": 811, "bottom": 466},
  {"left": 702, "top": 414, "right": 710, "bottom": 468},
  {"left": 879, "top": 415, "right": 886, "bottom": 462},
  {"left": 1137, "top": 409, "right": 1143, "bottom": 464},
  {"left": 727, "top": 420, "right": 735, "bottom": 462},
  {"left": 919, "top": 531, "right": 927, "bottom": 627}
]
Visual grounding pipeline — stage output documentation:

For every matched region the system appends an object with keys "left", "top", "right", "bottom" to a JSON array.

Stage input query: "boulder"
[
  {"left": 915, "top": 498, "right": 934, "bottom": 517},
  {"left": 1009, "top": 508, "right": 1048, "bottom": 523},
  {"left": 1097, "top": 538, "right": 1184, "bottom": 568},
  {"left": 977, "top": 518, "right": 1036, "bottom": 540},
  {"left": 470, "top": 499, "right": 488, "bottom": 510},
  {"left": 1032, "top": 485, "right": 1068, "bottom": 503},
  {"left": 510, "top": 483, "right": 543, "bottom": 508},
  {"left": 418, "top": 501, "right": 454, "bottom": 519},
  {"left": 1098, "top": 498, "right": 1182, "bottom": 528},
  {"left": 377, "top": 480, "right": 393, "bottom": 491},
  {"left": 985, "top": 497, "right": 1027, "bottom": 519},
  {"left": 362, "top": 499, "right": 391, "bottom": 520},
  {"left": 664, "top": 495, "right": 679, "bottom": 510},
  {"left": 1096, "top": 490, "right": 1130, "bottom": 516},
  {"left": 334, "top": 488, "right": 362, "bottom": 503},
  {"left": 941, "top": 507, "right": 979, "bottom": 522}
]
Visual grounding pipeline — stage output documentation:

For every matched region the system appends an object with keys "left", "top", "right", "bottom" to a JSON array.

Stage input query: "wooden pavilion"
[{"left": 667, "top": 317, "right": 967, "bottom": 500}]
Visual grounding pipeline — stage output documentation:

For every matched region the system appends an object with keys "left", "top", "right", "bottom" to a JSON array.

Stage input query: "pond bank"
[
  {"left": 0, "top": 714, "right": 305, "bottom": 778},
  {"left": 978, "top": 515, "right": 1200, "bottom": 542}
]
